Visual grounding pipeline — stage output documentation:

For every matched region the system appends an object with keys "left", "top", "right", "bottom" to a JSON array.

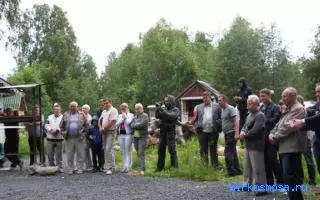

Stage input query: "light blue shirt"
[{"left": 68, "top": 112, "right": 79, "bottom": 137}]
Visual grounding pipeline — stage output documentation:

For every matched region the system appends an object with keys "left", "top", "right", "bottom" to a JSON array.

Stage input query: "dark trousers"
[
  {"left": 224, "top": 132, "right": 241, "bottom": 175},
  {"left": 28, "top": 136, "right": 45, "bottom": 165},
  {"left": 157, "top": 130, "right": 178, "bottom": 170},
  {"left": 280, "top": 153, "right": 304, "bottom": 200},
  {"left": 264, "top": 138, "right": 283, "bottom": 184},
  {"left": 303, "top": 138, "right": 316, "bottom": 184},
  {"left": 91, "top": 145, "right": 104, "bottom": 169},
  {"left": 4, "top": 135, "right": 22, "bottom": 167},
  {"left": 313, "top": 135, "right": 320, "bottom": 174},
  {"left": 239, "top": 111, "right": 248, "bottom": 146},
  {"left": 197, "top": 130, "right": 219, "bottom": 167}
]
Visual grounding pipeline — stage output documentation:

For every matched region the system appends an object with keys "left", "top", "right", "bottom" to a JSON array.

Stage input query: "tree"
[
  {"left": 7, "top": 63, "right": 52, "bottom": 114},
  {"left": 135, "top": 19, "right": 197, "bottom": 106},
  {"left": 0, "top": 0, "right": 20, "bottom": 33},
  {"left": 214, "top": 16, "right": 265, "bottom": 99}
]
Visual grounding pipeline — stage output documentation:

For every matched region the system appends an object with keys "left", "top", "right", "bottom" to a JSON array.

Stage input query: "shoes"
[
  {"left": 106, "top": 170, "right": 112, "bottom": 175},
  {"left": 84, "top": 168, "right": 93, "bottom": 172},
  {"left": 122, "top": 168, "right": 129, "bottom": 173},
  {"left": 59, "top": 168, "right": 64, "bottom": 173},
  {"left": 77, "top": 170, "right": 83, "bottom": 174},
  {"left": 18, "top": 160, "right": 24, "bottom": 171},
  {"left": 67, "top": 170, "right": 74, "bottom": 175},
  {"left": 309, "top": 180, "right": 316, "bottom": 185}
]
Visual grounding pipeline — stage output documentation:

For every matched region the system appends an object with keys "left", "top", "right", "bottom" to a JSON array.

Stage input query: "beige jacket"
[{"left": 270, "top": 101, "right": 307, "bottom": 154}]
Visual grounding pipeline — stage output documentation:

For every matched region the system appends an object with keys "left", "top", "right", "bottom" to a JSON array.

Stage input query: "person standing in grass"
[
  {"left": 259, "top": 88, "right": 283, "bottom": 185},
  {"left": 188, "top": 91, "right": 222, "bottom": 168},
  {"left": 218, "top": 95, "right": 241, "bottom": 176},
  {"left": 239, "top": 95, "right": 267, "bottom": 197},
  {"left": 131, "top": 103, "right": 149, "bottom": 175},
  {"left": 116, "top": 103, "right": 134, "bottom": 173},
  {"left": 99, "top": 98, "right": 118, "bottom": 175}
]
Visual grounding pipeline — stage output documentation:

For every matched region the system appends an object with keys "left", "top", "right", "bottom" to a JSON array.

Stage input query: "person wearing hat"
[{"left": 88, "top": 116, "right": 104, "bottom": 172}]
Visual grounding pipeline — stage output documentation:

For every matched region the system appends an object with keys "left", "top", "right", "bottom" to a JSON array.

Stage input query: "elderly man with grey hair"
[
  {"left": 60, "top": 101, "right": 89, "bottom": 175},
  {"left": 238, "top": 94, "right": 267, "bottom": 196},
  {"left": 131, "top": 103, "right": 149, "bottom": 175},
  {"left": 269, "top": 87, "right": 307, "bottom": 200}
]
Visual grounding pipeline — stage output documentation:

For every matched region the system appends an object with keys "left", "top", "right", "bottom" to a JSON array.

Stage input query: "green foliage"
[{"left": 0, "top": 0, "right": 20, "bottom": 29}]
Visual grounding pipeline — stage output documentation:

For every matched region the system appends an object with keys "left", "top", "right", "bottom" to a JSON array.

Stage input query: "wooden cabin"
[{"left": 176, "top": 80, "right": 221, "bottom": 123}]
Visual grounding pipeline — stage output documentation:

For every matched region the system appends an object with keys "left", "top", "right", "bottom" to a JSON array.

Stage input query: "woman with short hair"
[{"left": 116, "top": 103, "right": 134, "bottom": 173}]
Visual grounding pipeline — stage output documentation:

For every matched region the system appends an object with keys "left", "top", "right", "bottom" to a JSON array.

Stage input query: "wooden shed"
[{"left": 176, "top": 80, "right": 221, "bottom": 123}]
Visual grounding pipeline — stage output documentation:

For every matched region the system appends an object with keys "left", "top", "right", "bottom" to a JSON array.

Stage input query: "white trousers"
[{"left": 118, "top": 134, "right": 132, "bottom": 169}]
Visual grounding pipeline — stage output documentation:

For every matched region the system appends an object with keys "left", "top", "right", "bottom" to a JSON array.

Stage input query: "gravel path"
[{"left": 0, "top": 168, "right": 289, "bottom": 200}]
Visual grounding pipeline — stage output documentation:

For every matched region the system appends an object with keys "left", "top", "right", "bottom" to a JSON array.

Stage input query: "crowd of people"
[{"left": 1, "top": 77, "right": 320, "bottom": 200}]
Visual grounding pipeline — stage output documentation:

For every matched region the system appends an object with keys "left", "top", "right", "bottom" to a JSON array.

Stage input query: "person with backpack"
[{"left": 88, "top": 116, "right": 104, "bottom": 172}]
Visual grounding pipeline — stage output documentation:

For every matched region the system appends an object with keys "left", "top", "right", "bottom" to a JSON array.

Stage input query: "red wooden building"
[{"left": 176, "top": 80, "right": 221, "bottom": 123}]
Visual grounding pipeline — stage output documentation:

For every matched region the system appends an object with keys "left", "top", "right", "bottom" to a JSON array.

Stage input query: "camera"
[{"left": 155, "top": 102, "right": 163, "bottom": 108}]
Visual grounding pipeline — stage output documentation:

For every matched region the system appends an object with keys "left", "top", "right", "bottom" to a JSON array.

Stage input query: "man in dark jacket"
[
  {"left": 155, "top": 95, "right": 180, "bottom": 172},
  {"left": 234, "top": 77, "right": 253, "bottom": 147},
  {"left": 259, "top": 88, "right": 282, "bottom": 185},
  {"left": 189, "top": 91, "right": 222, "bottom": 168}
]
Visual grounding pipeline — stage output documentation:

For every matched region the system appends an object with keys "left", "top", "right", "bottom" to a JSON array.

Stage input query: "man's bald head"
[{"left": 281, "top": 87, "right": 298, "bottom": 107}]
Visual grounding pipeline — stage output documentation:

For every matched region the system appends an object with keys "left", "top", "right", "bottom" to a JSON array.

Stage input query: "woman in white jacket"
[{"left": 116, "top": 103, "right": 134, "bottom": 172}]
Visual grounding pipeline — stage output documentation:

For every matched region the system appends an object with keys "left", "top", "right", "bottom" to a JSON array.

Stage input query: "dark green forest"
[{"left": 1, "top": 1, "right": 320, "bottom": 114}]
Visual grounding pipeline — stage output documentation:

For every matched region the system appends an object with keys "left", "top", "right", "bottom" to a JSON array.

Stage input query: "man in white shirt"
[
  {"left": 99, "top": 99, "right": 118, "bottom": 175},
  {"left": 45, "top": 103, "right": 64, "bottom": 171}
]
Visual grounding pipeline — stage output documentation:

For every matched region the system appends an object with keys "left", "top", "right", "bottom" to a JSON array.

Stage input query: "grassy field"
[{"left": 16, "top": 132, "right": 318, "bottom": 199}]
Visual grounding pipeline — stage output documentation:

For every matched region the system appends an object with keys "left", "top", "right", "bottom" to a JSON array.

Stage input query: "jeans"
[
  {"left": 157, "top": 129, "right": 178, "bottom": 170},
  {"left": 280, "top": 153, "right": 304, "bottom": 200},
  {"left": 264, "top": 138, "right": 283, "bottom": 184},
  {"left": 134, "top": 136, "right": 147, "bottom": 171},
  {"left": 303, "top": 138, "right": 316, "bottom": 184},
  {"left": 224, "top": 132, "right": 241, "bottom": 175},
  {"left": 47, "top": 140, "right": 63, "bottom": 168},
  {"left": 91, "top": 144, "right": 104, "bottom": 169},
  {"left": 4, "top": 134, "right": 22, "bottom": 167},
  {"left": 197, "top": 130, "right": 219, "bottom": 167},
  {"left": 313, "top": 135, "right": 320, "bottom": 174},
  {"left": 118, "top": 134, "right": 132, "bottom": 169}
]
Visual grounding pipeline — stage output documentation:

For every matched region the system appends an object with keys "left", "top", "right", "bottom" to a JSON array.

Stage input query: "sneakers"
[
  {"left": 106, "top": 169, "right": 113, "bottom": 175},
  {"left": 122, "top": 168, "right": 129, "bottom": 173},
  {"left": 67, "top": 170, "right": 74, "bottom": 175},
  {"left": 84, "top": 168, "right": 93, "bottom": 172},
  {"left": 77, "top": 170, "right": 83, "bottom": 174},
  {"left": 59, "top": 168, "right": 64, "bottom": 173}
]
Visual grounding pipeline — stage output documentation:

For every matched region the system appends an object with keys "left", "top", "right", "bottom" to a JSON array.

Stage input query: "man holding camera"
[{"left": 155, "top": 95, "right": 180, "bottom": 172}]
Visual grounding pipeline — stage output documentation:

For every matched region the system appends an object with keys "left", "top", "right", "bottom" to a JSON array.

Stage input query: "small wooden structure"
[{"left": 176, "top": 80, "right": 221, "bottom": 123}]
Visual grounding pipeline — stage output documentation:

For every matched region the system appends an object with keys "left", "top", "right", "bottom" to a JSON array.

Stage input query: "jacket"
[
  {"left": 88, "top": 125, "right": 102, "bottom": 146},
  {"left": 242, "top": 111, "right": 266, "bottom": 152},
  {"left": 236, "top": 78, "right": 253, "bottom": 112},
  {"left": 131, "top": 113, "right": 149, "bottom": 137},
  {"left": 270, "top": 101, "right": 307, "bottom": 154},
  {"left": 116, "top": 113, "right": 134, "bottom": 135},
  {"left": 59, "top": 111, "right": 89, "bottom": 140},
  {"left": 194, "top": 102, "right": 222, "bottom": 133},
  {"left": 45, "top": 114, "right": 64, "bottom": 141},
  {"left": 260, "top": 102, "right": 280, "bottom": 134},
  {"left": 306, "top": 101, "right": 320, "bottom": 137}
]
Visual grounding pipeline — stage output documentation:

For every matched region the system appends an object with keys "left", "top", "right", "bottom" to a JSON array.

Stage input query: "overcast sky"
[{"left": 0, "top": 0, "right": 319, "bottom": 78}]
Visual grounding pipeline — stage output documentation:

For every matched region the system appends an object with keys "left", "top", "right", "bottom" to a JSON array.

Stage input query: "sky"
[{"left": 0, "top": 0, "right": 319, "bottom": 78}]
